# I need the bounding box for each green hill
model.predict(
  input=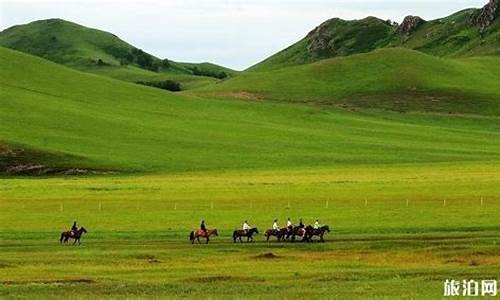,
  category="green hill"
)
[0,19,236,89]
[193,48,500,115]
[2,46,499,174]
[250,0,500,71]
